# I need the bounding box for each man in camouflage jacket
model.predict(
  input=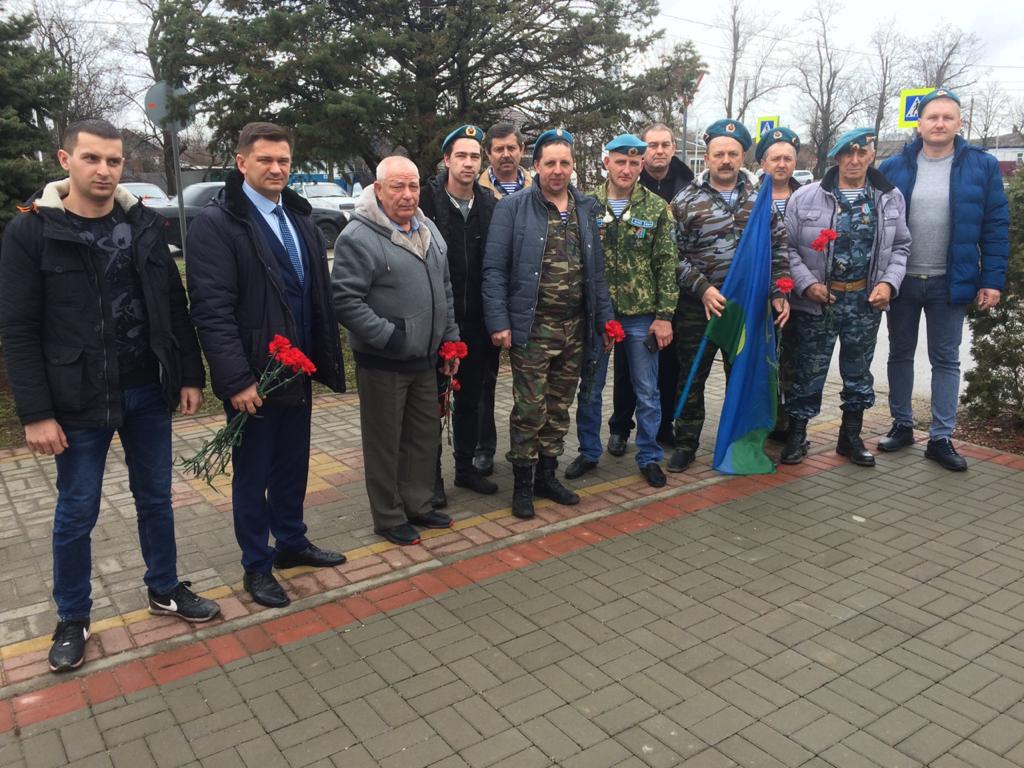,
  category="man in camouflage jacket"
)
[669,119,790,472]
[565,134,677,488]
